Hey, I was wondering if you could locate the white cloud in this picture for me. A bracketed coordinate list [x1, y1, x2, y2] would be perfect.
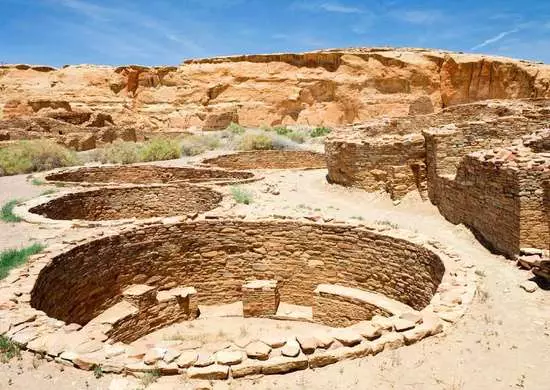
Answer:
[394, 9, 443, 24]
[47, 0, 207, 62]
[471, 28, 520, 51]
[319, 3, 363, 14]
[292, 1, 364, 14]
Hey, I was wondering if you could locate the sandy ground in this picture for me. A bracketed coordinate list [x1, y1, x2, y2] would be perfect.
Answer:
[0, 162, 549, 390]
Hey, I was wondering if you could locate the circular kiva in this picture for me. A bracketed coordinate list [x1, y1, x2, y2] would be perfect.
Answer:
[202, 150, 326, 170]
[25, 185, 222, 222]
[0, 220, 475, 380]
[42, 165, 255, 186]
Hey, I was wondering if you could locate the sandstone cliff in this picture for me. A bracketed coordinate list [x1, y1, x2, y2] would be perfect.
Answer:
[1, 47, 549, 132]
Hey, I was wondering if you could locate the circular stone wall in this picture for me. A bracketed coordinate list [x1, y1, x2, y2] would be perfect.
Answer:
[28, 185, 222, 221]
[203, 151, 326, 169]
[31, 220, 444, 326]
[44, 165, 255, 185]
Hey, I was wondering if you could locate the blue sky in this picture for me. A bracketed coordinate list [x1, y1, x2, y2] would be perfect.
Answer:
[1, 0, 550, 66]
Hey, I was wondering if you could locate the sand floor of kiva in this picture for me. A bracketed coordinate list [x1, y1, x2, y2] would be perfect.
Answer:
[0, 166, 549, 390]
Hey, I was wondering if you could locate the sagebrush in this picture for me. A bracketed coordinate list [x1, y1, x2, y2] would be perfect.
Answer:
[0, 140, 79, 176]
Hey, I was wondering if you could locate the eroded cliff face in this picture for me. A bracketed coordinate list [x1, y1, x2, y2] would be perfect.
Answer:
[1, 48, 549, 132]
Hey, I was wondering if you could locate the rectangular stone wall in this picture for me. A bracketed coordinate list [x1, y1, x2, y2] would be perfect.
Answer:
[428, 155, 521, 257]
[518, 169, 550, 251]
[325, 134, 426, 200]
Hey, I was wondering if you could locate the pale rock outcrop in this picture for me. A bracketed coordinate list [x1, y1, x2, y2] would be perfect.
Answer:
[1, 48, 548, 133]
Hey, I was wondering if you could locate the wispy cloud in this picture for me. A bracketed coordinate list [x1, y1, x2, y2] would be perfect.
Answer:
[393, 9, 443, 24]
[291, 1, 364, 14]
[471, 28, 520, 50]
[47, 0, 207, 61]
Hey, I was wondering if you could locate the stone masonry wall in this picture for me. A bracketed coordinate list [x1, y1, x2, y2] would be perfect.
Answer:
[425, 138, 550, 257]
[45, 165, 254, 185]
[30, 221, 445, 326]
[314, 293, 391, 328]
[325, 134, 426, 200]
[203, 151, 326, 170]
[28, 185, 222, 221]
[326, 99, 550, 199]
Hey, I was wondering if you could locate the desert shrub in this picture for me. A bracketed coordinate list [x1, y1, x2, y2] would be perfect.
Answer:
[31, 178, 46, 185]
[310, 126, 332, 137]
[1, 199, 21, 222]
[96, 140, 141, 164]
[238, 132, 273, 150]
[0, 140, 79, 176]
[226, 122, 245, 135]
[286, 130, 306, 144]
[0, 336, 20, 362]
[273, 125, 292, 136]
[181, 134, 221, 156]
[0, 243, 44, 280]
[139, 138, 181, 162]
[231, 186, 253, 204]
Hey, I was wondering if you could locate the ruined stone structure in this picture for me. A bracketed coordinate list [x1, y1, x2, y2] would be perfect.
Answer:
[0, 218, 474, 379]
[326, 99, 550, 200]
[43, 165, 255, 185]
[425, 129, 550, 258]
[203, 150, 326, 170]
[27, 185, 222, 221]
[326, 99, 550, 259]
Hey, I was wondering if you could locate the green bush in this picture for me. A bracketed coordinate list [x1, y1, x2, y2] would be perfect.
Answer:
[231, 187, 253, 205]
[95, 138, 181, 164]
[226, 122, 245, 135]
[238, 133, 273, 150]
[1, 199, 21, 223]
[273, 126, 292, 136]
[95, 140, 141, 164]
[0, 336, 20, 363]
[0, 243, 44, 280]
[0, 140, 79, 176]
[310, 126, 332, 137]
[139, 138, 181, 162]
[181, 134, 221, 156]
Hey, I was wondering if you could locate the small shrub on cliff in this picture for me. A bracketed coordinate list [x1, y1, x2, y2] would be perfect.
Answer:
[226, 122, 245, 135]
[0, 243, 44, 280]
[0, 140, 79, 176]
[181, 134, 221, 156]
[1, 199, 21, 223]
[231, 186, 253, 205]
[139, 138, 181, 162]
[310, 126, 332, 138]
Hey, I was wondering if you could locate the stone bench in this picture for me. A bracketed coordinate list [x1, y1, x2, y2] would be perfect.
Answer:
[242, 280, 280, 318]
[85, 284, 200, 343]
[313, 284, 415, 327]
[156, 286, 199, 320]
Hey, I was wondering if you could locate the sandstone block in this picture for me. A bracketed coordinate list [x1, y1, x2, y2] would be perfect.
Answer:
[187, 364, 229, 380]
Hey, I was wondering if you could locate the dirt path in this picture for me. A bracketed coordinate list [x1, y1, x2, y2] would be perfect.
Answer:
[1, 166, 549, 390]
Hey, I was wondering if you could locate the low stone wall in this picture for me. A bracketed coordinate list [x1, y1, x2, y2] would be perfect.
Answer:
[202, 151, 326, 170]
[313, 284, 415, 327]
[88, 285, 199, 343]
[325, 134, 426, 200]
[30, 221, 445, 326]
[28, 185, 222, 221]
[43, 165, 255, 185]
